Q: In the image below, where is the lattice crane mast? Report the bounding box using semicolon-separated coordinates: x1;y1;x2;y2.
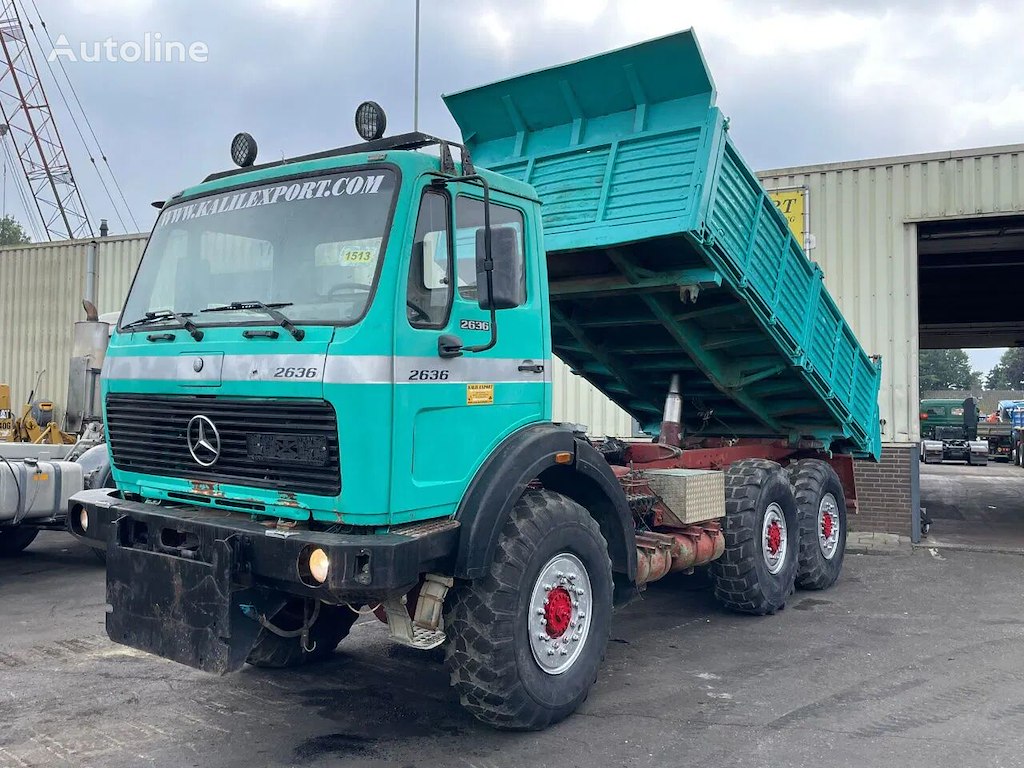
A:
0;0;90;240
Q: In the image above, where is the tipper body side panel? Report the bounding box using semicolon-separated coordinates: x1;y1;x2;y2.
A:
444;30;882;459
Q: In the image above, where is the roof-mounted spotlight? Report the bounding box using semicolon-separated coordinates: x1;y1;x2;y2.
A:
355;101;387;142
230;132;258;168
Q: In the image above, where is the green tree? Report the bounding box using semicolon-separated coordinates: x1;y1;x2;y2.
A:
986;348;1024;390
0;215;30;246
919;349;977;390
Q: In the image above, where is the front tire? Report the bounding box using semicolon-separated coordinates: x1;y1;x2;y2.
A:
710;459;798;615
246;601;359;668
0;527;38;557
444;489;613;730
787;459;846;591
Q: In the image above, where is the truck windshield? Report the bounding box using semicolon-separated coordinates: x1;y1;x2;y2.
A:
121;168;398;330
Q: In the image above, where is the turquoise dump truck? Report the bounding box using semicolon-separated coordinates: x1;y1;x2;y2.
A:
68;31;881;730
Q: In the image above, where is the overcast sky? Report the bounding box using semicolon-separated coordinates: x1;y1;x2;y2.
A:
18;0;1023;235
11;0;1024;364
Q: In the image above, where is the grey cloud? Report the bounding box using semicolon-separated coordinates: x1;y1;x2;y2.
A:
24;0;1024;237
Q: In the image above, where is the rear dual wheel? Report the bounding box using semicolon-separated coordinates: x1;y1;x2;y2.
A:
787;459;846;591
710;459;799;615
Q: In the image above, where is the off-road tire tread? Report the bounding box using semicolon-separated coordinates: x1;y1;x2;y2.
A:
246;604;359;668
444;489;612;731
787;459;846;591
709;459;796;616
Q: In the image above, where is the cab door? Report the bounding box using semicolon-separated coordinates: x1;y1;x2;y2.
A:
390;182;547;524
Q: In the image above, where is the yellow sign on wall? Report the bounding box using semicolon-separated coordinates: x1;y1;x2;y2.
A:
768;188;807;249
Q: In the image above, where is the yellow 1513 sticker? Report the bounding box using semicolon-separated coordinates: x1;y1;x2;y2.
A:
342;250;374;263
467;383;494;405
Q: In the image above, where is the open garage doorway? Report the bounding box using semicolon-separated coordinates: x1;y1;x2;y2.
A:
918;214;1024;552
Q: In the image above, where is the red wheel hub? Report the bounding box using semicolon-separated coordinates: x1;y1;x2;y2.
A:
543;586;573;638
821;512;834;539
766;520;782;554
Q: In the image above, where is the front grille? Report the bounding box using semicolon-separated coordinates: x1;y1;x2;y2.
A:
106;393;341;496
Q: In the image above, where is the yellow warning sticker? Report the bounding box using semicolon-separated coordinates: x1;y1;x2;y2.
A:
32;473;50;481
467;383;494;405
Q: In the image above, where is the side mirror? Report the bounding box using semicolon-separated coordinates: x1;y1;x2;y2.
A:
476;226;523;310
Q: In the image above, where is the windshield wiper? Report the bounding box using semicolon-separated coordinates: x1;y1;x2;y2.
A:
201;300;305;341
121;309;204;341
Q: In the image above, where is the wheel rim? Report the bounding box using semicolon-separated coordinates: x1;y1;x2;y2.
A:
761;502;788;575
528;553;593;675
818;492;841;560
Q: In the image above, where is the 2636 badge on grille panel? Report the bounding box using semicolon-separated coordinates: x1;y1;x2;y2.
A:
246;433;329;466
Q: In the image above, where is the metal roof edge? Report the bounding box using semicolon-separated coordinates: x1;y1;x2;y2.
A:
0;231;149;253
758;143;1024;179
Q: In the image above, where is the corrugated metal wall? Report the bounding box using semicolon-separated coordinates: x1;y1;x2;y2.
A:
760;143;1024;444
551;357;633;436
0;233;635;436
0;235;146;418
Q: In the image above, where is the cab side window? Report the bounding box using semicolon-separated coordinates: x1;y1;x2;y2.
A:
455;196;526;304
407;191;452;328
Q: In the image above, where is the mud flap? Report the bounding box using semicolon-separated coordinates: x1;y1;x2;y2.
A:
106;528;280;674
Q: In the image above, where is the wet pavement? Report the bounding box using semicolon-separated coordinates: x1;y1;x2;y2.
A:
921;460;1024;552
2;531;1023;768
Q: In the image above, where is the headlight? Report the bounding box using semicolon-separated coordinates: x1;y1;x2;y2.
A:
79;507;89;532
354;101;386;141
308;547;330;584
230;131;258;167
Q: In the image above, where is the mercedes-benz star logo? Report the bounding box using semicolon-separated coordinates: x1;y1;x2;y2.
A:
186;414;221;467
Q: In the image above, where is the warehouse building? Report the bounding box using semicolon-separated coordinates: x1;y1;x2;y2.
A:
3;143;1023;540
761;143;1024;540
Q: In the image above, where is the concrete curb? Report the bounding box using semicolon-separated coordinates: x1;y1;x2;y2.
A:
915;540;1024;557
845;532;913;555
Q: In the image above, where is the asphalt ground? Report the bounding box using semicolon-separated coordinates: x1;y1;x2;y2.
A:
3;525;1024;768
921;459;1024;552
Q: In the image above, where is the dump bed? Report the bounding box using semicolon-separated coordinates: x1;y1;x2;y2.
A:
444;30;881;459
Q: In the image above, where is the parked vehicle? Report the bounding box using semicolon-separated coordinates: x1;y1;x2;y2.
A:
919;397;987;465
0;308;114;556
978;399;1024;462
1009;406;1024;466
67;31;882;730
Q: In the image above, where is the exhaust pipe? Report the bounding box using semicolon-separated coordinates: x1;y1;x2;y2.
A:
657;374;682;447
84;239;99;315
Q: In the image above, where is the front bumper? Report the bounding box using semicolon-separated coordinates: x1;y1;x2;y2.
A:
67;489;459;673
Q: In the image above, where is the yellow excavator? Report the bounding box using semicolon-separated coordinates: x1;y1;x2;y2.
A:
0;372;77;445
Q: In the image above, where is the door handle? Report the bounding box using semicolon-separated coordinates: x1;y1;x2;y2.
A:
518;361;544;373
